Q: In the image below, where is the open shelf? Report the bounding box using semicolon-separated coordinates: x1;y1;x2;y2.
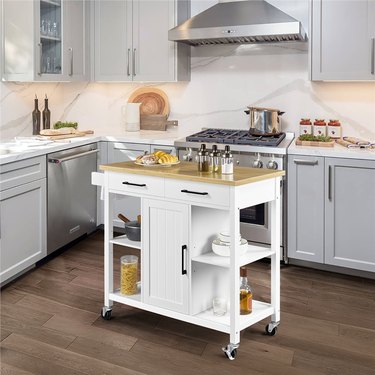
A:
110;235;141;250
192;243;275;268
194;300;274;333
110;288;141;307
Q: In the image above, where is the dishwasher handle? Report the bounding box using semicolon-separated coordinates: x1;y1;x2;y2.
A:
49;149;98;164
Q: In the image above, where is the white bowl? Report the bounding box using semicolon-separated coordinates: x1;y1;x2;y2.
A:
218;231;242;244
212;238;248;257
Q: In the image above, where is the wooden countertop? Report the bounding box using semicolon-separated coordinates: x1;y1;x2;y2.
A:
100;161;285;186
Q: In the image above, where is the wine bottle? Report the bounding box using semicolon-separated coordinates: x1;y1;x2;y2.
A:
42;94;51;129
32;94;41;135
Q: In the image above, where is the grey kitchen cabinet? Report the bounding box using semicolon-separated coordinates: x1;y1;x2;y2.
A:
107;142;151;226
0;157;47;284
2;0;89;82
325;158;375;272
287;155;325;263
310;0;375;81
150;144;177;156
94;0;190;82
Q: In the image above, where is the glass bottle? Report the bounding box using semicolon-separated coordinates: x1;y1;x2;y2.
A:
197;143;209;172
221;145;233;174
209;145;221;173
32;95;41;135
239;267;252;315
42;94;51;129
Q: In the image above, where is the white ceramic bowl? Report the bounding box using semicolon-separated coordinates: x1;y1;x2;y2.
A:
212;238;248;257
218;231;242;244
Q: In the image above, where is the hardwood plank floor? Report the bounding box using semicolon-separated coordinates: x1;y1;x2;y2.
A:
1;230;375;374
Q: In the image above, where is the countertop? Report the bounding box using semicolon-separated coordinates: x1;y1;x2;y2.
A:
0;128;187;165
99;161;285;186
288;139;375;160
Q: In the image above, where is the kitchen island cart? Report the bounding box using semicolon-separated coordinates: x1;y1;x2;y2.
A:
93;161;284;360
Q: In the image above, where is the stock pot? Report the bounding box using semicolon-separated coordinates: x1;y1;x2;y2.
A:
245;107;285;136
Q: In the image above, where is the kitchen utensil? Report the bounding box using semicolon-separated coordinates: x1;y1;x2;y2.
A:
212;238;248;257
295;138;335;147
245;107;284;136
124;220;141;241
117;213;130;223
125;103;141;132
128;87;170;117
137;215;141;224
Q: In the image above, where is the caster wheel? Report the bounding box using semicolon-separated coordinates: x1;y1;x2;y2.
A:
222;345;238;360
265;324;277;336
101;308;112;320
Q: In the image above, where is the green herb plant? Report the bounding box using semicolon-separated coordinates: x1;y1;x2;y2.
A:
53;121;78;130
299;134;332;142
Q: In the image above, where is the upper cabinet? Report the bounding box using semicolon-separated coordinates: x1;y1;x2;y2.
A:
2;0;89;82
310;0;375;81
94;0;190;82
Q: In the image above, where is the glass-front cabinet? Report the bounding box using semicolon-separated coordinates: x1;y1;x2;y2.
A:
2;0;87;82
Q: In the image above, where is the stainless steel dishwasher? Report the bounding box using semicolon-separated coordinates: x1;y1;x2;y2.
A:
47;143;98;255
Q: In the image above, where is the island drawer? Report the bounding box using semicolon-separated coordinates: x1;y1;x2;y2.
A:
165;179;229;208
108;172;164;197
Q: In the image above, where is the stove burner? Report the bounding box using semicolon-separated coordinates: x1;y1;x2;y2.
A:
186;129;286;147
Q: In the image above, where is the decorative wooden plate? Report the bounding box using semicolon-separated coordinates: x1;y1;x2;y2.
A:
128;88;170;117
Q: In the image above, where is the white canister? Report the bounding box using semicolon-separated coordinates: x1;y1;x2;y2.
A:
327;120;342;139
313;124;327;137
125;103;141;132
299;119;312;136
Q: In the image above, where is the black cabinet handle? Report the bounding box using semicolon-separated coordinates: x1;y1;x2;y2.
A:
122;181;146;187
181;189;208;196
182;245;187;275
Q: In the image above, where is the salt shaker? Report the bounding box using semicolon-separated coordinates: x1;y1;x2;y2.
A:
209;145;220;173
197;144;209;172
221;145;233;174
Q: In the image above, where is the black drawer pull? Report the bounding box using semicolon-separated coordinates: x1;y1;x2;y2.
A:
181;189;208;196
122;181;146;187
182;245;187;275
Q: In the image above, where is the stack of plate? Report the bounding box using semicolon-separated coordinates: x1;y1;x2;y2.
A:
211;232;248;257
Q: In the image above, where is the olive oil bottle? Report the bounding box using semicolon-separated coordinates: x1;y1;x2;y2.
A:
239;267;252;315
32;94;41;135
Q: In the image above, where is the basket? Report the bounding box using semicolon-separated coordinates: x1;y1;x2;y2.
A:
140;114;168;131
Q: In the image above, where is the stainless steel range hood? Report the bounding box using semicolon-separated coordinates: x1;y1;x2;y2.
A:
169;0;307;46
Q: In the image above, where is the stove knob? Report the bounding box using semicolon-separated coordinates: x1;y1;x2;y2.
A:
253;159;263;168
267;160;278;170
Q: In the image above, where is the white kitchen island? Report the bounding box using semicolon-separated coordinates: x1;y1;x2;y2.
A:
94;161;284;360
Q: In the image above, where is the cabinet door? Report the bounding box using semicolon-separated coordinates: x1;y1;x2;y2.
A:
132;0;176;81
143;199;189;314
287;155;324;262
325;158;375;272
63;0;87;80
94;0;132;81
311;0;375;80
0;179;47;284
108;142;151;226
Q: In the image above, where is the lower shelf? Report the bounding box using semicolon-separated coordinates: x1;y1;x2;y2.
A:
110;235;141;249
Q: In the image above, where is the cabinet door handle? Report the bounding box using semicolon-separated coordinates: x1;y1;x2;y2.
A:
181;189;209;196
122;181;146;187
293;159;318;166
127;48;131;76
133;48;136;76
371;38;375;75
68;47;73;76
181;245;187;275
38;43;43;75
328;166;332;201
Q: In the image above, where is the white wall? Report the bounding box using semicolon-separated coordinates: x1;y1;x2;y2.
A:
1;0;374;141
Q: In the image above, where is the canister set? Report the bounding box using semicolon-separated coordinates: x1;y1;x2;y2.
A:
197;144;234;174
299;119;342;138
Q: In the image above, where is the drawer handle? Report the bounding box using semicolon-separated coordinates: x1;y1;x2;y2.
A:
122;181;146;187
182;245;187;275
293;159;318;166
181;189;208;196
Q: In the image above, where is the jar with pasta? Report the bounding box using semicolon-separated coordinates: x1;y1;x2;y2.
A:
120;255;138;295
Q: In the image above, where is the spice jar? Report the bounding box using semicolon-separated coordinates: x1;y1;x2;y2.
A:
209;145;220;173
221;145;233;175
299;118;312;136
120;255;138;295
313;119;327;137
197;143;209;172
239;267;252;315
327;119;341;139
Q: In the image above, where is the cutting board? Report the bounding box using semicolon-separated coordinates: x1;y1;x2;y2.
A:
128;87;170;117
38;130;94;140
295;139;335;147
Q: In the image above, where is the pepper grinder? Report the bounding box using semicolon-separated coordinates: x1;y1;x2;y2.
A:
42;94;51;129
32;94;41;135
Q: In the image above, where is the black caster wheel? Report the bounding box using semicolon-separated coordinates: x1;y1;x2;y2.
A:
101;308;112;320
265;324;277;336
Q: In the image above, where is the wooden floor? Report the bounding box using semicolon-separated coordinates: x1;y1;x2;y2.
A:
1;230;375;375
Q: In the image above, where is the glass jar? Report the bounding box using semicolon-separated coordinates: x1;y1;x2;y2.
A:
221;145;233;174
239;267;252;315
120;255;138;295
327;119;341;139
209;145;220;173
197;143;209;172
